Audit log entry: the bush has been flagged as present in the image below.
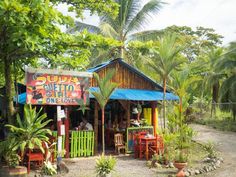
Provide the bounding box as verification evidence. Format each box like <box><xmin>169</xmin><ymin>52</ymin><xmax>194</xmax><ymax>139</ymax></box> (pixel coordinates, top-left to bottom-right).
<box><xmin>95</xmin><ymin>154</ymin><xmax>116</xmax><ymax>176</ymax></box>
<box><xmin>174</xmin><ymin>150</ymin><xmax>188</xmax><ymax>163</ymax></box>
<box><xmin>203</xmin><ymin>141</ymin><xmax>218</xmax><ymax>159</ymax></box>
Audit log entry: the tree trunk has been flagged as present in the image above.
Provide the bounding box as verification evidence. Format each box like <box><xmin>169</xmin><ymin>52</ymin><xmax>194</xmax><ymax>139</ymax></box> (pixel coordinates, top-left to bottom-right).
<box><xmin>179</xmin><ymin>97</ymin><xmax>183</xmax><ymax>129</ymax></box>
<box><xmin>101</xmin><ymin>108</ymin><xmax>105</xmax><ymax>154</ymax></box>
<box><xmin>4</xmin><ymin>57</ymin><xmax>15</xmax><ymax>124</ymax></box>
<box><xmin>120</xmin><ymin>46</ymin><xmax>124</xmax><ymax>59</ymax></box>
<box><xmin>94</xmin><ymin>101</ymin><xmax>98</xmax><ymax>154</ymax></box>
<box><xmin>163</xmin><ymin>78</ymin><xmax>166</xmax><ymax>129</ymax></box>
<box><xmin>211</xmin><ymin>82</ymin><xmax>219</xmax><ymax>118</ymax></box>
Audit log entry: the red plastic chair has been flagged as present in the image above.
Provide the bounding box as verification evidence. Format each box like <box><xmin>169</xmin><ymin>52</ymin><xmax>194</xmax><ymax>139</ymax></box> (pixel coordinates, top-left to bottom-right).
<box><xmin>25</xmin><ymin>148</ymin><xmax>44</xmax><ymax>173</ymax></box>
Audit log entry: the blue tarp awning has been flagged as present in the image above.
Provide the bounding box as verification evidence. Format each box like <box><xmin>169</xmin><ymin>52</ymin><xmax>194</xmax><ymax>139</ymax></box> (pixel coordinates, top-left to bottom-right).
<box><xmin>17</xmin><ymin>87</ymin><xmax>178</xmax><ymax>104</ymax></box>
<box><xmin>89</xmin><ymin>87</ymin><xmax>178</xmax><ymax>101</ymax></box>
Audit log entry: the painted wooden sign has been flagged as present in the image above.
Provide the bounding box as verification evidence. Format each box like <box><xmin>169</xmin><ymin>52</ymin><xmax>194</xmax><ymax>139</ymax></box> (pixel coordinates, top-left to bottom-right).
<box><xmin>126</xmin><ymin>126</ymin><xmax>154</xmax><ymax>153</ymax></box>
<box><xmin>26</xmin><ymin>68</ymin><xmax>93</xmax><ymax>105</ymax></box>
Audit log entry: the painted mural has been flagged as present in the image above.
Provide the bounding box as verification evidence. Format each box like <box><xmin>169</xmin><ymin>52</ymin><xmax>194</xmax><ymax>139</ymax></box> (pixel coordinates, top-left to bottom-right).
<box><xmin>26</xmin><ymin>68</ymin><xmax>91</xmax><ymax>105</ymax></box>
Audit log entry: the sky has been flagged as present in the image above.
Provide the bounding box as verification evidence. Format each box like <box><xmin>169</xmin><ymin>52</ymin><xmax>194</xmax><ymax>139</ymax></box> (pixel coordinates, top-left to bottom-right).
<box><xmin>58</xmin><ymin>0</ymin><xmax>236</xmax><ymax>45</ymax></box>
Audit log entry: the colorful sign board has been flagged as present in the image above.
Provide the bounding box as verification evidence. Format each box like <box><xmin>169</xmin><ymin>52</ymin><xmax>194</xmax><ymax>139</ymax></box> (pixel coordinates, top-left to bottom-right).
<box><xmin>126</xmin><ymin>126</ymin><xmax>153</xmax><ymax>153</ymax></box>
<box><xmin>26</xmin><ymin>68</ymin><xmax>93</xmax><ymax>105</ymax></box>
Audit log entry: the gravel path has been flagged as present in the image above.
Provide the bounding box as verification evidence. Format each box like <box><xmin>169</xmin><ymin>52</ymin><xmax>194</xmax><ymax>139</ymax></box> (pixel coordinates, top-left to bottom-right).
<box><xmin>191</xmin><ymin>124</ymin><xmax>236</xmax><ymax>177</ymax></box>
<box><xmin>57</xmin><ymin>155</ymin><xmax>158</xmax><ymax>177</ymax></box>
<box><xmin>30</xmin><ymin>124</ymin><xmax>236</xmax><ymax>177</ymax></box>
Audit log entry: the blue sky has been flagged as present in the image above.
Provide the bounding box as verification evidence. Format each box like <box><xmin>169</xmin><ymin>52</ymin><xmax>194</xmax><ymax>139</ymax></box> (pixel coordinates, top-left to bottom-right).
<box><xmin>58</xmin><ymin>0</ymin><xmax>236</xmax><ymax>45</ymax></box>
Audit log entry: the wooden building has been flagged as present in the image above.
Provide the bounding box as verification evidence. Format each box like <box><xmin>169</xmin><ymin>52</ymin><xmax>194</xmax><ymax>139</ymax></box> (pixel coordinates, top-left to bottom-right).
<box><xmin>14</xmin><ymin>58</ymin><xmax>178</xmax><ymax>156</ymax></box>
<box><xmin>87</xmin><ymin>58</ymin><xmax>178</xmax><ymax>153</ymax></box>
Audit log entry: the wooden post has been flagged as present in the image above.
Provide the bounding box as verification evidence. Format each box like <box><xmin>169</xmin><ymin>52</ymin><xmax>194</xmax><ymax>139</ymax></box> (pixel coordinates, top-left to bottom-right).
<box><xmin>94</xmin><ymin>101</ymin><xmax>98</xmax><ymax>154</ymax></box>
<box><xmin>127</xmin><ymin>101</ymin><xmax>130</xmax><ymax>127</ymax></box>
<box><xmin>151</xmin><ymin>102</ymin><xmax>157</xmax><ymax>135</ymax></box>
<box><xmin>65</xmin><ymin>107</ymin><xmax>70</xmax><ymax>158</ymax></box>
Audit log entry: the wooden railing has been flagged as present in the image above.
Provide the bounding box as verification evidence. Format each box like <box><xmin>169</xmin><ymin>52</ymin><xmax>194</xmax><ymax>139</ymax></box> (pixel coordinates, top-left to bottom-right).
<box><xmin>70</xmin><ymin>131</ymin><xmax>94</xmax><ymax>157</ymax></box>
<box><xmin>52</xmin><ymin>131</ymin><xmax>94</xmax><ymax>158</ymax></box>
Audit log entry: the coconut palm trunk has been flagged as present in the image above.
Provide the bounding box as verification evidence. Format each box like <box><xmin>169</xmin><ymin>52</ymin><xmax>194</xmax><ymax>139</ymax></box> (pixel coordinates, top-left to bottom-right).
<box><xmin>179</xmin><ymin>97</ymin><xmax>183</xmax><ymax>129</ymax></box>
<box><xmin>101</xmin><ymin>108</ymin><xmax>105</xmax><ymax>153</ymax></box>
<box><xmin>163</xmin><ymin>78</ymin><xmax>167</xmax><ymax>129</ymax></box>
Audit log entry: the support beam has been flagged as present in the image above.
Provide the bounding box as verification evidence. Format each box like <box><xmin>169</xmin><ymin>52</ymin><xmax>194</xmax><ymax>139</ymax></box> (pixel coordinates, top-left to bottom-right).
<box><xmin>65</xmin><ymin>107</ymin><xmax>70</xmax><ymax>158</ymax></box>
<box><xmin>94</xmin><ymin>101</ymin><xmax>98</xmax><ymax>154</ymax></box>
<box><xmin>118</xmin><ymin>100</ymin><xmax>130</xmax><ymax>127</ymax></box>
<box><xmin>151</xmin><ymin>102</ymin><xmax>157</xmax><ymax>135</ymax></box>
<box><xmin>127</xmin><ymin>101</ymin><xmax>130</xmax><ymax>127</ymax></box>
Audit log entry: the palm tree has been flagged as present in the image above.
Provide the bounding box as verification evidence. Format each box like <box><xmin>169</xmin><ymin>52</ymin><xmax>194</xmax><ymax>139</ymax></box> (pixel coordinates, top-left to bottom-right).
<box><xmin>203</xmin><ymin>47</ymin><xmax>224</xmax><ymax>116</ymax></box>
<box><xmin>91</xmin><ymin>69</ymin><xmax>118</xmax><ymax>153</ymax></box>
<box><xmin>217</xmin><ymin>42</ymin><xmax>236</xmax><ymax>120</ymax></box>
<box><xmin>146</xmin><ymin>33</ymin><xmax>186</xmax><ymax>129</ymax></box>
<box><xmin>170</xmin><ymin>69</ymin><xmax>199</xmax><ymax>124</ymax></box>
<box><xmin>69</xmin><ymin>0</ymin><xmax>164</xmax><ymax>64</ymax></box>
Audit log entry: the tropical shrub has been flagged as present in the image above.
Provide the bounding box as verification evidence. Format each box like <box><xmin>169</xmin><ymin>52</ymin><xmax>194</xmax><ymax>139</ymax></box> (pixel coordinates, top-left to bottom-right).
<box><xmin>203</xmin><ymin>141</ymin><xmax>218</xmax><ymax>159</ymax></box>
<box><xmin>5</xmin><ymin>105</ymin><xmax>52</xmax><ymax>154</ymax></box>
<box><xmin>0</xmin><ymin>104</ymin><xmax>52</xmax><ymax>167</ymax></box>
<box><xmin>95</xmin><ymin>154</ymin><xmax>116</xmax><ymax>176</ymax></box>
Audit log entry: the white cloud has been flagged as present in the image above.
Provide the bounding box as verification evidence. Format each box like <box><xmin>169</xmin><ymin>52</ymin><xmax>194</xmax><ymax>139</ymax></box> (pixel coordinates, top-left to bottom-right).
<box><xmin>145</xmin><ymin>0</ymin><xmax>236</xmax><ymax>45</ymax></box>
<box><xmin>57</xmin><ymin>0</ymin><xmax>236</xmax><ymax>45</ymax></box>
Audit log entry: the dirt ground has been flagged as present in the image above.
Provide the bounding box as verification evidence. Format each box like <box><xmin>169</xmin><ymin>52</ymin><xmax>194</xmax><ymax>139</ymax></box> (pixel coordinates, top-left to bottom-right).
<box><xmin>190</xmin><ymin>124</ymin><xmax>236</xmax><ymax>177</ymax></box>
<box><xmin>30</xmin><ymin>124</ymin><xmax>236</xmax><ymax>177</ymax></box>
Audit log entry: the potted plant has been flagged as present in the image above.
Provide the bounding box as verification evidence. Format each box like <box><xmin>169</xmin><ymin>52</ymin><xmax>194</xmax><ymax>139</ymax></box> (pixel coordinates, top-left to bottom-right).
<box><xmin>95</xmin><ymin>154</ymin><xmax>116</xmax><ymax>177</ymax></box>
<box><xmin>173</xmin><ymin>150</ymin><xmax>188</xmax><ymax>177</ymax></box>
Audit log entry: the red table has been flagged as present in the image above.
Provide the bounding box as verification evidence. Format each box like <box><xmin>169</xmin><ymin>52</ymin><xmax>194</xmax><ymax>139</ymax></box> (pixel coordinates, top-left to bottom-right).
<box><xmin>139</xmin><ymin>136</ymin><xmax>157</xmax><ymax>160</ymax></box>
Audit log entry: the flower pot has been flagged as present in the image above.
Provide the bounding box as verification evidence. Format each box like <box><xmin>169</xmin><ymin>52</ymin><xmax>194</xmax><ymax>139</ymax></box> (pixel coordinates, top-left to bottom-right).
<box><xmin>0</xmin><ymin>166</ymin><xmax>27</xmax><ymax>177</ymax></box>
<box><xmin>173</xmin><ymin>162</ymin><xmax>187</xmax><ymax>177</ymax></box>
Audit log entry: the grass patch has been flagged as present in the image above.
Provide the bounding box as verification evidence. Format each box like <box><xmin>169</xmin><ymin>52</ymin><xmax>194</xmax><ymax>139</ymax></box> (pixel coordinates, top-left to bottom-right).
<box><xmin>188</xmin><ymin>141</ymin><xmax>207</xmax><ymax>168</ymax></box>
<box><xmin>194</xmin><ymin>117</ymin><xmax>236</xmax><ymax>132</ymax></box>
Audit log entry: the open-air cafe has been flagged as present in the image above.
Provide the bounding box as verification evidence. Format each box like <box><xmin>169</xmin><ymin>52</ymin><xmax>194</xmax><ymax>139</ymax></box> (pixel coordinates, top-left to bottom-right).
<box><xmin>16</xmin><ymin>58</ymin><xmax>178</xmax><ymax>162</ymax></box>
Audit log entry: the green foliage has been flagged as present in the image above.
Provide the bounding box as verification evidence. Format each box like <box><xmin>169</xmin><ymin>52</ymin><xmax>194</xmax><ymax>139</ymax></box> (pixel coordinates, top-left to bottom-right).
<box><xmin>71</xmin><ymin>0</ymin><xmax>164</xmax><ymax>62</ymax></box>
<box><xmin>91</xmin><ymin>69</ymin><xmax>118</xmax><ymax>109</ymax></box>
<box><xmin>203</xmin><ymin>141</ymin><xmax>218</xmax><ymax>159</ymax></box>
<box><xmin>174</xmin><ymin>150</ymin><xmax>188</xmax><ymax>163</ymax></box>
<box><xmin>217</xmin><ymin>42</ymin><xmax>236</xmax><ymax>120</ymax></box>
<box><xmin>41</xmin><ymin>161</ymin><xmax>57</xmax><ymax>176</ymax></box>
<box><xmin>0</xmin><ymin>138</ymin><xmax>21</xmax><ymax>167</ymax></box>
<box><xmin>0</xmin><ymin>0</ymin><xmax>119</xmax><ymax>123</ymax></box>
<box><xmin>195</xmin><ymin>115</ymin><xmax>236</xmax><ymax>132</ymax></box>
<box><xmin>164</xmin><ymin>25</ymin><xmax>223</xmax><ymax>61</ymax></box>
<box><xmin>52</xmin><ymin>0</ymin><xmax>119</xmax><ymax>18</ymax></box>
<box><xmin>95</xmin><ymin>154</ymin><xmax>116</xmax><ymax>176</ymax></box>
<box><xmin>5</xmin><ymin>105</ymin><xmax>52</xmax><ymax>153</ymax></box>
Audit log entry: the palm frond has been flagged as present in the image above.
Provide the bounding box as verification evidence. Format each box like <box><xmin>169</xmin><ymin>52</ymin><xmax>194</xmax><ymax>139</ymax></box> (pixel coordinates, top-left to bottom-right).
<box><xmin>127</xmin><ymin>30</ymin><xmax>163</xmax><ymax>42</ymax></box>
<box><xmin>91</xmin><ymin>69</ymin><xmax>118</xmax><ymax>109</ymax></box>
<box><xmin>67</xmin><ymin>21</ymin><xmax>100</xmax><ymax>34</ymax></box>
<box><xmin>99</xmin><ymin>22</ymin><xmax>119</xmax><ymax>39</ymax></box>
<box><xmin>125</xmin><ymin>0</ymin><xmax>164</xmax><ymax>35</ymax></box>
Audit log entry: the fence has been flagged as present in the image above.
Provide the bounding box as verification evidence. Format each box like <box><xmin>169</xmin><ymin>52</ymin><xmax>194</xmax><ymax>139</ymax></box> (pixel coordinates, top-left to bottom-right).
<box><xmin>52</xmin><ymin>130</ymin><xmax>94</xmax><ymax>158</ymax></box>
<box><xmin>70</xmin><ymin>131</ymin><xmax>94</xmax><ymax>158</ymax></box>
